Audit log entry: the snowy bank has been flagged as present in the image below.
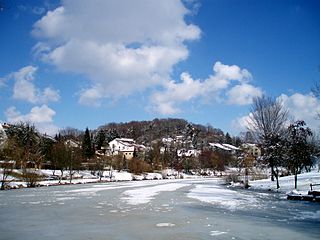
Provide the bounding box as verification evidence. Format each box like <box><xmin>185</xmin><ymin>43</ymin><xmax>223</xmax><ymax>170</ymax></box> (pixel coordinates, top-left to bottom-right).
<box><xmin>249</xmin><ymin>170</ymin><xmax>320</xmax><ymax>194</ymax></box>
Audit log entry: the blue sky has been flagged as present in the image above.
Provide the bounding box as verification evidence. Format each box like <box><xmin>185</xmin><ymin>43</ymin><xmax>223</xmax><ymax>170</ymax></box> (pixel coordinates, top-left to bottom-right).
<box><xmin>0</xmin><ymin>0</ymin><xmax>319</xmax><ymax>136</ymax></box>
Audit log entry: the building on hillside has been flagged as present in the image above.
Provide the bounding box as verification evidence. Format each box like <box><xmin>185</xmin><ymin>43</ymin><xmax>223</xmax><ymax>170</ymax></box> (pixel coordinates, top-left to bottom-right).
<box><xmin>209</xmin><ymin>143</ymin><xmax>241</xmax><ymax>155</ymax></box>
<box><xmin>162</xmin><ymin>137</ymin><xmax>174</xmax><ymax>144</ymax></box>
<box><xmin>241</xmin><ymin>143</ymin><xmax>261</xmax><ymax>158</ymax></box>
<box><xmin>65</xmin><ymin>139</ymin><xmax>81</xmax><ymax>148</ymax></box>
<box><xmin>1</xmin><ymin>122</ymin><xmax>12</xmax><ymax>130</ymax></box>
<box><xmin>177</xmin><ymin>149</ymin><xmax>201</xmax><ymax>157</ymax></box>
<box><xmin>108</xmin><ymin>138</ymin><xmax>146</xmax><ymax>160</ymax></box>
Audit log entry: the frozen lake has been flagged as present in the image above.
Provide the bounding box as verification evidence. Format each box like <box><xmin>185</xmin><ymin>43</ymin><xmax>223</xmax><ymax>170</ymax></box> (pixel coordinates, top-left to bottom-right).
<box><xmin>0</xmin><ymin>178</ymin><xmax>319</xmax><ymax>240</ymax></box>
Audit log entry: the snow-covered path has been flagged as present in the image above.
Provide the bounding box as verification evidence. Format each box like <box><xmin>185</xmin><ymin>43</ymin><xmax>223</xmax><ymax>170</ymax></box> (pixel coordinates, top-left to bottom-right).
<box><xmin>0</xmin><ymin>178</ymin><xmax>319</xmax><ymax>240</ymax></box>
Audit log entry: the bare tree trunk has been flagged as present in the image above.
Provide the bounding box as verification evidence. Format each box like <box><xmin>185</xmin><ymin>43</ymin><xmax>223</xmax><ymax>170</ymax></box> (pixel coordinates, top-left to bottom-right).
<box><xmin>244</xmin><ymin>168</ymin><xmax>249</xmax><ymax>188</ymax></box>
<box><xmin>59</xmin><ymin>170</ymin><xmax>63</xmax><ymax>184</ymax></box>
<box><xmin>271</xmin><ymin>165</ymin><xmax>275</xmax><ymax>181</ymax></box>
<box><xmin>69</xmin><ymin>169</ymin><xmax>73</xmax><ymax>184</ymax></box>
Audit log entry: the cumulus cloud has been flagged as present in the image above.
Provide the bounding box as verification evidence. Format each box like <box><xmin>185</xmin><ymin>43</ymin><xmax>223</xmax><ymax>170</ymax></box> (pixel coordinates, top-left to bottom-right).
<box><xmin>32</xmin><ymin>0</ymin><xmax>201</xmax><ymax>105</ymax></box>
<box><xmin>232</xmin><ymin>93</ymin><xmax>320</xmax><ymax>134</ymax></box>
<box><xmin>11</xmin><ymin>66</ymin><xmax>60</xmax><ymax>104</ymax></box>
<box><xmin>226</xmin><ymin>84</ymin><xmax>263</xmax><ymax>105</ymax></box>
<box><xmin>278</xmin><ymin>93</ymin><xmax>320</xmax><ymax>130</ymax></box>
<box><xmin>151</xmin><ymin>61</ymin><xmax>262</xmax><ymax>114</ymax></box>
<box><xmin>5</xmin><ymin>105</ymin><xmax>59</xmax><ymax>136</ymax></box>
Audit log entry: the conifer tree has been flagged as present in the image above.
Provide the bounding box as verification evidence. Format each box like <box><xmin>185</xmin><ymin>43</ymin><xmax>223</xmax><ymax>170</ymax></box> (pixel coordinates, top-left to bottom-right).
<box><xmin>225</xmin><ymin>132</ymin><xmax>232</xmax><ymax>144</ymax></box>
<box><xmin>82</xmin><ymin>127</ymin><xmax>94</xmax><ymax>160</ymax></box>
<box><xmin>286</xmin><ymin>120</ymin><xmax>313</xmax><ymax>189</ymax></box>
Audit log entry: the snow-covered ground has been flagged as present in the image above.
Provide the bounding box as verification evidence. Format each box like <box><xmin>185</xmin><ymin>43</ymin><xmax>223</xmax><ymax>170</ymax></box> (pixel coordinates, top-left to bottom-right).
<box><xmin>1</xmin><ymin>165</ymin><xmax>319</xmax><ymax>201</ymax></box>
<box><xmin>0</xmin><ymin>168</ymin><xmax>206</xmax><ymax>189</ymax></box>
<box><xmin>249</xmin><ymin>169</ymin><xmax>320</xmax><ymax>194</ymax></box>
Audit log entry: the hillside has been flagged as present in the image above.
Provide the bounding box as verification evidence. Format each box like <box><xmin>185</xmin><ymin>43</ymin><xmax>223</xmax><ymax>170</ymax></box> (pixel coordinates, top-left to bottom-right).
<box><xmin>97</xmin><ymin>118</ymin><xmax>232</xmax><ymax>147</ymax></box>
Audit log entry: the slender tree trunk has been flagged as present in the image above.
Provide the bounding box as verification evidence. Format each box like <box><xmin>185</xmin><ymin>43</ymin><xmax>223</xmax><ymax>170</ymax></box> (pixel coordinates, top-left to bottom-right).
<box><xmin>275</xmin><ymin>173</ymin><xmax>280</xmax><ymax>189</ymax></box>
<box><xmin>1</xmin><ymin>167</ymin><xmax>8</xmax><ymax>190</ymax></box>
<box><xmin>244</xmin><ymin>168</ymin><xmax>249</xmax><ymax>188</ymax></box>
<box><xmin>59</xmin><ymin>170</ymin><xmax>63</xmax><ymax>184</ymax></box>
<box><xmin>272</xmin><ymin>167</ymin><xmax>280</xmax><ymax>189</ymax></box>
<box><xmin>69</xmin><ymin>168</ymin><xmax>73</xmax><ymax>184</ymax></box>
<box><xmin>1</xmin><ymin>177</ymin><xmax>5</xmax><ymax>190</ymax></box>
<box><xmin>294</xmin><ymin>173</ymin><xmax>297</xmax><ymax>189</ymax></box>
<box><xmin>271</xmin><ymin>165</ymin><xmax>275</xmax><ymax>181</ymax></box>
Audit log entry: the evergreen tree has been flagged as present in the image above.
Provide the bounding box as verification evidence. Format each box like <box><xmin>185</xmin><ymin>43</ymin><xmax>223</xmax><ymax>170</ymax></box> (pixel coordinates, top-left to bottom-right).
<box><xmin>286</xmin><ymin>120</ymin><xmax>313</xmax><ymax>189</ymax></box>
<box><xmin>94</xmin><ymin>129</ymin><xmax>106</xmax><ymax>150</ymax></box>
<box><xmin>225</xmin><ymin>132</ymin><xmax>232</xmax><ymax>144</ymax></box>
<box><xmin>6</xmin><ymin>122</ymin><xmax>42</xmax><ymax>170</ymax></box>
<box><xmin>263</xmin><ymin>133</ymin><xmax>286</xmax><ymax>189</ymax></box>
<box><xmin>82</xmin><ymin>127</ymin><xmax>94</xmax><ymax>160</ymax></box>
<box><xmin>106</xmin><ymin>129</ymin><xmax>120</xmax><ymax>143</ymax></box>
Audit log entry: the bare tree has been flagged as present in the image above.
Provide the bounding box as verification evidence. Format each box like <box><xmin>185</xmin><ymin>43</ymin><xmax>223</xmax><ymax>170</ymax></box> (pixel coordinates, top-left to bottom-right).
<box><xmin>248</xmin><ymin>95</ymin><xmax>289</xmax><ymax>184</ymax></box>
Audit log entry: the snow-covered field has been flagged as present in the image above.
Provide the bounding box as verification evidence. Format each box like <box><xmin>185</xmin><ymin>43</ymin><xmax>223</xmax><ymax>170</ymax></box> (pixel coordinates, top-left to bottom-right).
<box><xmin>249</xmin><ymin>169</ymin><xmax>320</xmax><ymax>194</ymax></box>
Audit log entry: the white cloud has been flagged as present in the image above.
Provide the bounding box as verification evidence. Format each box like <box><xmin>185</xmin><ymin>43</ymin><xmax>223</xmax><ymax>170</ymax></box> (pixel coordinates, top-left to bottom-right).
<box><xmin>32</xmin><ymin>0</ymin><xmax>201</xmax><ymax>105</ymax></box>
<box><xmin>11</xmin><ymin>66</ymin><xmax>60</xmax><ymax>104</ymax></box>
<box><xmin>231</xmin><ymin>114</ymin><xmax>253</xmax><ymax>134</ymax></box>
<box><xmin>226</xmin><ymin>84</ymin><xmax>263</xmax><ymax>105</ymax></box>
<box><xmin>5</xmin><ymin>105</ymin><xmax>59</xmax><ymax>136</ymax></box>
<box><xmin>42</xmin><ymin>87</ymin><xmax>60</xmax><ymax>102</ymax></box>
<box><xmin>278</xmin><ymin>93</ymin><xmax>320</xmax><ymax>130</ymax></box>
<box><xmin>232</xmin><ymin>93</ymin><xmax>320</xmax><ymax>134</ymax></box>
<box><xmin>213</xmin><ymin>61</ymin><xmax>252</xmax><ymax>82</ymax></box>
<box><xmin>151</xmin><ymin>61</ymin><xmax>261</xmax><ymax>114</ymax></box>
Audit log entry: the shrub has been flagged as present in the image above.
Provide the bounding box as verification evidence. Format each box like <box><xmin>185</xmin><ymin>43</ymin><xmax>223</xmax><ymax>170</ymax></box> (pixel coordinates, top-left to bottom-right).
<box><xmin>128</xmin><ymin>158</ymin><xmax>151</xmax><ymax>174</ymax></box>
<box><xmin>23</xmin><ymin>170</ymin><xmax>43</xmax><ymax>187</ymax></box>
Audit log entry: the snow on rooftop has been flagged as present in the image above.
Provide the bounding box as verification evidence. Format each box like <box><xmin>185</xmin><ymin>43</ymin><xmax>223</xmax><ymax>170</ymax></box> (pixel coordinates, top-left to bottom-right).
<box><xmin>116</xmin><ymin>138</ymin><xmax>135</xmax><ymax>142</ymax></box>
<box><xmin>222</xmin><ymin>144</ymin><xmax>240</xmax><ymax>150</ymax></box>
<box><xmin>209</xmin><ymin>143</ymin><xmax>240</xmax><ymax>151</ymax></box>
<box><xmin>209</xmin><ymin>143</ymin><xmax>232</xmax><ymax>151</ymax></box>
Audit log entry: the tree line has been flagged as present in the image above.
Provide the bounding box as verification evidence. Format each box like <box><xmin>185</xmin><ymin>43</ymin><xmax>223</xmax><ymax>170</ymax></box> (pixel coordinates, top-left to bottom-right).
<box><xmin>0</xmin><ymin>119</ymin><xmax>236</xmax><ymax>189</ymax></box>
<box><xmin>248</xmin><ymin>95</ymin><xmax>318</xmax><ymax>189</ymax></box>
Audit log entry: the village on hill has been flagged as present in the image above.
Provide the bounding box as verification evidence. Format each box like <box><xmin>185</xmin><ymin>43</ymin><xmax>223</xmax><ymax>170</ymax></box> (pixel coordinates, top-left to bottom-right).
<box><xmin>1</xmin><ymin>117</ymin><xmax>319</xmax><ymax>198</ymax></box>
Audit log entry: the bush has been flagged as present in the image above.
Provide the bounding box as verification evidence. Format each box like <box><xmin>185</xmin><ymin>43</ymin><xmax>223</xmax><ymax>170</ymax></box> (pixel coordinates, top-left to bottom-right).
<box><xmin>128</xmin><ymin>158</ymin><xmax>152</xmax><ymax>174</ymax></box>
<box><xmin>23</xmin><ymin>170</ymin><xmax>43</xmax><ymax>187</ymax></box>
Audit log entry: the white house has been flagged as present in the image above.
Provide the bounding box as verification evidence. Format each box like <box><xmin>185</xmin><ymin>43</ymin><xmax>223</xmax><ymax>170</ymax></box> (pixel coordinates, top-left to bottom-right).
<box><xmin>242</xmin><ymin>143</ymin><xmax>261</xmax><ymax>158</ymax></box>
<box><xmin>108</xmin><ymin>138</ymin><xmax>146</xmax><ymax>160</ymax></box>
<box><xmin>177</xmin><ymin>149</ymin><xmax>201</xmax><ymax>157</ymax></box>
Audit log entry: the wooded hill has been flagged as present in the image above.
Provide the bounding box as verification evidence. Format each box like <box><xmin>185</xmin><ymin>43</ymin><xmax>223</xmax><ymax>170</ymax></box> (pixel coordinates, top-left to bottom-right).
<box><xmin>96</xmin><ymin>118</ymin><xmax>239</xmax><ymax>148</ymax></box>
